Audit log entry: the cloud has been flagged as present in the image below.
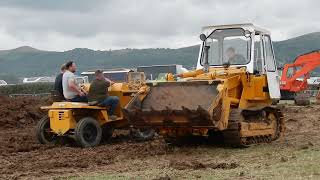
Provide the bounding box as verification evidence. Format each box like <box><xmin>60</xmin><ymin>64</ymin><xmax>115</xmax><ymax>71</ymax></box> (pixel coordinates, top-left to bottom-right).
<box><xmin>0</xmin><ymin>0</ymin><xmax>105</xmax><ymax>12</ymax></box>
<box><xmin>0</xmin><ymin>0</ymin><xmax>319</xmax><ymax>51</ymax></box>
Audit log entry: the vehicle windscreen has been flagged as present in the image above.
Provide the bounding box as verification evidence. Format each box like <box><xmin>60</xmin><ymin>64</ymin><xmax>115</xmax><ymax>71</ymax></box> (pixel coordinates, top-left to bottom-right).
<box><xmin>202</xmin><ymin>28</ymin><xmax>251</xmax><ymax>66</ymax></box>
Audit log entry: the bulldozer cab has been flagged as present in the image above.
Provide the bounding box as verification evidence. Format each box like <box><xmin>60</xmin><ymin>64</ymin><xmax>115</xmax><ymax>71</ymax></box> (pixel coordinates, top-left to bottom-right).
<box><xmin>196</xmin><ymin>23</ymin><xmax>281</xmax><ymax>99</ymax></box>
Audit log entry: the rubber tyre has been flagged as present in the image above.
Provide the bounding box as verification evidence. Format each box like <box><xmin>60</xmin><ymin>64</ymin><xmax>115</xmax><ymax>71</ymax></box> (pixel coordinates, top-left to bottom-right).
<box><xmin>294</xmin><ymin>92</ymin><xmax>311</xmax><ymax>106</ymax></box>
<box><xmin>36</xmin><ymin>116</ymin><xmax>57</xmax><ymax>144</ymax></box>
<box><xmin>294</xmin><ymin>99</ymin><xmax>310</xmax><ymax>106</ymax></box>
<box><xmin>131</xmin><ymin>128</ymin><xmax>155</xmax><ymax>141</ymax></box>
<box><xmin>75</xmin><ymin>117</ymin><xmax>102</xmax><ymax>148</ymax></box>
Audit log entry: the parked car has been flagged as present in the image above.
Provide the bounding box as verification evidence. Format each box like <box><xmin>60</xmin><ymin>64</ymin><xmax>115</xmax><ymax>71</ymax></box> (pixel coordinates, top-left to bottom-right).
<box><xmin>22</xmin><ymin>76</ymin><xmax>88</xmax><ymax>85</ymax></box>
<box><xmin>0</xmin><ymin>80</ymin><xmax>8</xmax><ymax>86</ymax></box>
<box><xmin>23</xmin><ymin>77</ymin><xmax>55</xmax><ymax>83</ymax></box>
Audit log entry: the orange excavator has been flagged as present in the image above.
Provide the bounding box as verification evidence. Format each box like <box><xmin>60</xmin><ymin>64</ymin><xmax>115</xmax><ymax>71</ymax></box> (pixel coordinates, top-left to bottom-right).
<box><xmin>280</xmin><ymin>50</ymin><xmax>320</xmax><ymax>105</ymax></box>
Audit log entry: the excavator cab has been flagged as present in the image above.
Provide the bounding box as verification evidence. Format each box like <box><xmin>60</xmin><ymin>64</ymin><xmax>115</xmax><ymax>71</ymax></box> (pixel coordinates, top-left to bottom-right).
<box><xmin>124</xmin><ymin>24</ymin><xmax>284</xmax><ymax>146</ymax></box>
<box><xmin>280</xmin><ymin>50</ymin><xmax>320</xmax><ymax>105</ymax></box>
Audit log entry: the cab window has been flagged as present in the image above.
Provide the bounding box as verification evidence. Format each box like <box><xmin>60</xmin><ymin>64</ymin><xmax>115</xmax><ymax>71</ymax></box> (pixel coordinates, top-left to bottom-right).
<box><xmin>264</xmin><ymin>35</ymin><xmax>276</xmax><ymax>71</ymax></box>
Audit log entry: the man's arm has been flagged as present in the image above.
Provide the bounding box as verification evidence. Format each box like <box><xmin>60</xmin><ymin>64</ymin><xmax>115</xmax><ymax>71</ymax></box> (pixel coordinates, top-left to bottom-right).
<box><xmin>105</xmin><ymin>77</ymin><xmax>115</xmax><ymax>85</ymax></box>
<box><xmin>68</xmin><ymin>79</ymin><xmax>85</xmax><ymax>96</ymax></box>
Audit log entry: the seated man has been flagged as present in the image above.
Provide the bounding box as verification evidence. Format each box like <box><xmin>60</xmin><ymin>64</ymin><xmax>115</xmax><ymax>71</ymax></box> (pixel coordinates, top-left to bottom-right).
<box><xmin>88</xmin><ymin>70</ymin><xmax>119</xmax><ymax>120</ymax></box>
<box><xmin>225</xmin><ymin>47</ymin><xmax>246</xmax><ymax>64</ymax></box>
<box><xmin>62</xmin><ymin>61</ymin><xmax>88</xmax><ymax>102</ymax></box>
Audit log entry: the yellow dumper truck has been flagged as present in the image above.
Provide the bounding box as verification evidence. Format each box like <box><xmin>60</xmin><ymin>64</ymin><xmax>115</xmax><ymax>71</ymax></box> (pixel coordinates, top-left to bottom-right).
<box><xmin>37</xmin><ymin>72</ymin><xmax>154</xmax><ymax>147</ymax></box>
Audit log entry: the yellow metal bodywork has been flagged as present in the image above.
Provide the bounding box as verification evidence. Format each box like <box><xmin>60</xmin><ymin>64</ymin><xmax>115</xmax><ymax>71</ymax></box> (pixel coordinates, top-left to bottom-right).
<box><xmin>42</xmin><ymin>72</ymin><xmax>145</xmax><ymax>136</ymax></box>
<box><xmin>132</xmin><ymin>67</ymin><xmax>274</xmax><ymax>137</ymax></box>
<box><xmin>195</xmin><ymin>67</ymin><xmax>272</xmax><ymax>131</ymax></box>
<box><xmin>176</xmin><ymin>67</ymin><xmax>272</xmax><ymax>109</ymax></box>
<box><xmin>49</xmin><ymin>110</ymin><xmax>76</xmax><ymax>135</ymax></box>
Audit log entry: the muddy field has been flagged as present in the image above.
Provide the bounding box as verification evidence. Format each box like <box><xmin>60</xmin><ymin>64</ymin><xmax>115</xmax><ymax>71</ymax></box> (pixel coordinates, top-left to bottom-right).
<box><xmin>0</xmin><ymin>96</ymin><xmax>319</xmax><ymax>179</ymax></box>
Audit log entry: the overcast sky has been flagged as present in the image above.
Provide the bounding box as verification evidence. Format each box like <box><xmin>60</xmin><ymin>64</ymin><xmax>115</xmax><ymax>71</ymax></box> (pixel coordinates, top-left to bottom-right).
<box><xmin>0</xmin><ymin>0</ymin><xmax>318</xmax><ymax>51</ymax></box>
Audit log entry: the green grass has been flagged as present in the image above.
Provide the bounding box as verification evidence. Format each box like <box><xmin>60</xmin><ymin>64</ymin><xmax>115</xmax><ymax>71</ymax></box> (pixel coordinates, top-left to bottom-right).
<box><xmin>61</xmin><ymin>144</ymin><xmax>320</xmax><ymax>180</ymax></box>
<box><xmin>0</xmin><ymin>82</ymin><xmax>53</xmax><ymax>95</ymax></box>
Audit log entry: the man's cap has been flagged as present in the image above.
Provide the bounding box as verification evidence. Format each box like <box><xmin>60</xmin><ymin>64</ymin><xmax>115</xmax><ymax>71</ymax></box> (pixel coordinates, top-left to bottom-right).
<box><xmin>95</xmin><ymin>69</ymin><xmax>103</xmax><ymax>76</ymax></box>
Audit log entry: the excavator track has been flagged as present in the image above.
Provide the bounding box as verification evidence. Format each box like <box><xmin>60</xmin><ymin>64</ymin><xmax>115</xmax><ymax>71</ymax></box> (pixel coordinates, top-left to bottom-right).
<box><xmin>223</xmin><ymin>107</ymin><xmax>284</xmax><ymax>146</ymax></box>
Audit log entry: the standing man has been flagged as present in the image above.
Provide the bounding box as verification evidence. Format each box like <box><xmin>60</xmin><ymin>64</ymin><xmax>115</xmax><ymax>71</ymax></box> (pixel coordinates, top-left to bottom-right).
<box><xmin>88</xmin><ymin>70</ymin><xmax>119</xmax><ymax>119</ymax></box>
<box><xmin>62</xmin><ymin>61</ymin><xmax>88</xmax><ymax>102</ymax></box>
<box><xmin>54</xmin><ymin>63</ymin><xmax>66</xmax><ymax>100</ymax></box>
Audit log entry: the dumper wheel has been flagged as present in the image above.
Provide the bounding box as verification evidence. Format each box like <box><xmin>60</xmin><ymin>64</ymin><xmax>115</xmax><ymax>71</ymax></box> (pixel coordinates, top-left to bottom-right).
<box><xmin>75</xmin><ymin>117</ymin><xmax>102</xmax><ymax>148</ymax></box>
<box><xmin>36</xmin><ymin>116</ymin><xmax>57</xmax><ymax>144</ymax></box>
<box><xmin>131</xmin><ymin>128</ymin><xmax>155</xmax><ymax>141</ymax></box>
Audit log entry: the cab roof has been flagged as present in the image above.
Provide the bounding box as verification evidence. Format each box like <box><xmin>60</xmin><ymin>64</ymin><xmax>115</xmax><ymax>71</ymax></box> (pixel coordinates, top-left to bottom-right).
<box><xmin>202</xmin><ymin>23</ymin><xmax>270</xmax><ymax>35</ymax></box>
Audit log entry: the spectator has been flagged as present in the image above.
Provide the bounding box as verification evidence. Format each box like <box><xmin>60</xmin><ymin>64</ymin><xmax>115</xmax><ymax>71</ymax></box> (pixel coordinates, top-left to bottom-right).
<box><xmin>54</xmin><ymin>63</ymin><xmax>66</xmax><ymax>100</ymax></box>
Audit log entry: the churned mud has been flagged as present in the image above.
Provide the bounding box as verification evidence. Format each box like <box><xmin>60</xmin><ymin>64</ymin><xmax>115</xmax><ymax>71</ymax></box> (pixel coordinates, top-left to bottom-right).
<box><xmin>0</xmin><ymin>97</ymin><xmax>319</xmax><ymax>179</ymax></box>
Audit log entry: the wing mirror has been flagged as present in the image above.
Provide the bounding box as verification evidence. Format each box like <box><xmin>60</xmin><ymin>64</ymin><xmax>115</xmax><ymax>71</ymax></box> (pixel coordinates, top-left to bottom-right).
<box><xmin>244</xmin><ymin>30</ymin><xmax>251</xmax><ymax>38</ymax></box>
<box><xmin>199</xmin><ymin>34</ymin><xmax>207</xmax><ymax>41</ymax></box>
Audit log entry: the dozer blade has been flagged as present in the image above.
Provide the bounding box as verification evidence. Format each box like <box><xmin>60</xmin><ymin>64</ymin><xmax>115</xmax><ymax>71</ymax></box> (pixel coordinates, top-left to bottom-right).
<box><xmin>123</xmin><ymin>81</ymin><xmax>224</xmax><ymax>128</ymax></box>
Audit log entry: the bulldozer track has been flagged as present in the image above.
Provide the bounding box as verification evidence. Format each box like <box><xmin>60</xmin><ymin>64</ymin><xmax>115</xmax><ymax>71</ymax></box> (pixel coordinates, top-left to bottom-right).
<box><xmin>223</xmin><ymin>107</ymin><xmax>284</xmax><ymax>146</ymax></box>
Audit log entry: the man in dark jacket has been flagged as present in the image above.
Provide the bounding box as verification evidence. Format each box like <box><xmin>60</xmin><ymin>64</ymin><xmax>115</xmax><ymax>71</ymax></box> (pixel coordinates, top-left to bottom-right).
<box><xmin>54</xmin><ymin>63</ymin><xmax>66</xmax><ymax>100</ymax></box>
<box><xmin>226</xmin><ymin>47</ymin><xmax>247</xmax><ymax>64</ymax></box>
<box><xmin>88</xmin><ymin>70</ymin><xmax>119</xmax><ymax>120</ymax></box>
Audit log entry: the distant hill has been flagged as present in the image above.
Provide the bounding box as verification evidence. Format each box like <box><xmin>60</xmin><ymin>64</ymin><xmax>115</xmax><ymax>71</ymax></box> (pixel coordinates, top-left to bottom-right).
<box><xmin>0</xmin><ymin>46</ymin><xmax>41</xmax><ymax>56</ymax></box>
<box><xmin>0</xmin><ymin>32</ymin><xmax>320</xmax><ymax>83</ymax></box>
<box><xmin>0</xmin><ymin>46</ymin><xmax>200</xmax><ymax>80</ymax></box>
<box><xmin>274</xmin><ymin>32</ymin><xmax>320</xmax><ymax>66</ymax></box>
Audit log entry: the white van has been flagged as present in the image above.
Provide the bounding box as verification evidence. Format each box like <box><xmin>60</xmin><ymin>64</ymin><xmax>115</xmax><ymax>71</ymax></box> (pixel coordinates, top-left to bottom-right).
<box><xmin>0</xmin><ymin>80</ymin><xmax>8</xmax><ymax>86</ymax></box>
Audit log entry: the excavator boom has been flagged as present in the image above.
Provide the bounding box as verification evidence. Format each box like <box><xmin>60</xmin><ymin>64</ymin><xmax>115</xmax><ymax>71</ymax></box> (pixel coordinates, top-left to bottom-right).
<box><xmin>280</xmin><ymin>50</ymin><xmax>320</xmax><ymax>92</ymax></box>
<box><xmin>280</xmin><ymin>50</ymin><xmax>320</xmax><ymax>105</ymax></box>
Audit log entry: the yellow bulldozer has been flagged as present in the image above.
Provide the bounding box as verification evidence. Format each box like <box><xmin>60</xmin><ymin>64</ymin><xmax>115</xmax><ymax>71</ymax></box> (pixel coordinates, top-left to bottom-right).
<box><xmin>37</xmin><ymin>72</ymin><xmax>155</xmax><ymax>147</ymax></box>
<box><xmin>123</xmin><ymin>24</ymin><xmax>285</xmax><ymax>146</ymax></box>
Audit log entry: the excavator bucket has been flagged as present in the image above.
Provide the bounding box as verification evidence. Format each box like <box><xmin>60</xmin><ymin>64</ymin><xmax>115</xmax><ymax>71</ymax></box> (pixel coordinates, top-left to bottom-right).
<box><xmin>123</xmin><ymin>81</ymin><xmax>224</xmax><ymax>128</ymax></box>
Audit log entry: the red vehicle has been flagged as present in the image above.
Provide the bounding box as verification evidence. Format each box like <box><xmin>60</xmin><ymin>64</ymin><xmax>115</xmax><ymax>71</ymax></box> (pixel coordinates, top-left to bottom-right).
<box><xmin>280</xmin><ymin>50</ymin><xmax>320</xmax><ymax>104</ymax></box>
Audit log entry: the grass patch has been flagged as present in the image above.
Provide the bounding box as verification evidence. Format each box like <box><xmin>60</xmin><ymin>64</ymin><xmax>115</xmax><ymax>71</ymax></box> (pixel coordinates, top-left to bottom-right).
<box><xmin>63</xmin><ymin>145</ymin><xmax>320</xmax><ymax>180</ymax></box>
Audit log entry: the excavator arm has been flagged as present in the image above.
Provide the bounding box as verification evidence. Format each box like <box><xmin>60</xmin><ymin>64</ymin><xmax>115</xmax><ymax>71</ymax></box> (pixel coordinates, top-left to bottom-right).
<box><xmin>280</xmin><ymin>50</ymin><xmax>320</xmax><ymax>92</ymax></box>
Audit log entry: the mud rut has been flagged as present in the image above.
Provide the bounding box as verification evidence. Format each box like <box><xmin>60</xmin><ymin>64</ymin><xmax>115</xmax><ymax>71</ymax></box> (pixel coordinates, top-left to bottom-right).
<box><xmin>0</xmin><ymin>96</ymin><xmax>319</xmax><ymax>179</ymax></box>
